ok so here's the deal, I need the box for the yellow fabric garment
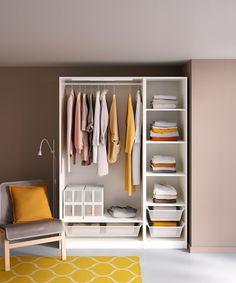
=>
[108,94,121,163]
[125,94,136,196]
[152,127,178,133]
[151,163,176,167]
[152,221,177,227]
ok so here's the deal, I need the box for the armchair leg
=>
[61,232,66,261]
[4,239,10,271]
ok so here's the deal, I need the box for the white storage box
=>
[84,185,104,217]
[105,224,141,237]
[63,185,85,219]
[148,221,184,238]
[147,207,184,221]
[65,224,101,237]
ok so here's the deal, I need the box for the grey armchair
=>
[0,180,66,271]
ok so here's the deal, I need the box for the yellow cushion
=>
[9,184,53,223]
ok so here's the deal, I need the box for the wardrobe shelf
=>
[146,171,185,177]
[146,108,186,112]
[145,140,186,144]
[62,210,143,223]
[146,198,185,207]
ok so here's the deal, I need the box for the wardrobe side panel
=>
[191,60,236,248]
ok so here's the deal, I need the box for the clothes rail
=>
[62,82,142,86]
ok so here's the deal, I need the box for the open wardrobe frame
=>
[59,77,188,249]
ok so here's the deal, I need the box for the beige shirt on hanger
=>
[81,93,89,165]
[97,90,109,176]
[74,92,83,154]
[108,94,120,163]
[67,89,75,172]
[132,90,142,185]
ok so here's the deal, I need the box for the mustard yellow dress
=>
[125,94,135,196]
[108,94,120,163]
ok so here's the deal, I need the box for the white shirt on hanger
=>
[97,90,109,176]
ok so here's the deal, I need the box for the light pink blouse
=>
[67,89,75,172]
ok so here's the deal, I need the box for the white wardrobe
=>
[59,77,188,249]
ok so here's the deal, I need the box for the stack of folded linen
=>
[151,95,177,109]
[150,121,179,141]
[107,206,137,218]
[150,155,176,173]
[153,183,177,203]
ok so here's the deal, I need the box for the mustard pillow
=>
[9,184,53,223]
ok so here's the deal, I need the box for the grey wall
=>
[187,60,236,251]
[0,65,184,215]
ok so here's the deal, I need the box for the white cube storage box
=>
[63,185,104,220]
[84,185,104,218]
[63,185,84,219]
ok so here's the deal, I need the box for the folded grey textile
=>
[153,95,177,100]
[107,206,137,218]
[151,167,176,171]
[152,169,177,173]
[152,99,177,104]
[153,198,176,203]
[153,195,177,200]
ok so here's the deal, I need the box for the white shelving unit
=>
[143,77,188,249]
[59,77,188,249]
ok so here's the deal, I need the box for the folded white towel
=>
[153,95,177,100]
[152,99,177,104]
[153,184,177,196]
[152,104,177,109]
[152,167,176,170]
[150,131,179,137]
[151,155,176,164]
[153,121,177,128]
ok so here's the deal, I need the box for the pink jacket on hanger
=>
[67,89,75,172]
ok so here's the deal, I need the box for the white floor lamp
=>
[38,138,56,217]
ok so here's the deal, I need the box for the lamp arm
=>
[40,138,54,154]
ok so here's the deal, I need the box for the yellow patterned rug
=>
[0,256,142,283]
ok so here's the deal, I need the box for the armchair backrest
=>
[0,180,43,225]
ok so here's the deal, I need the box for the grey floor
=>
[1,245,236,283]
